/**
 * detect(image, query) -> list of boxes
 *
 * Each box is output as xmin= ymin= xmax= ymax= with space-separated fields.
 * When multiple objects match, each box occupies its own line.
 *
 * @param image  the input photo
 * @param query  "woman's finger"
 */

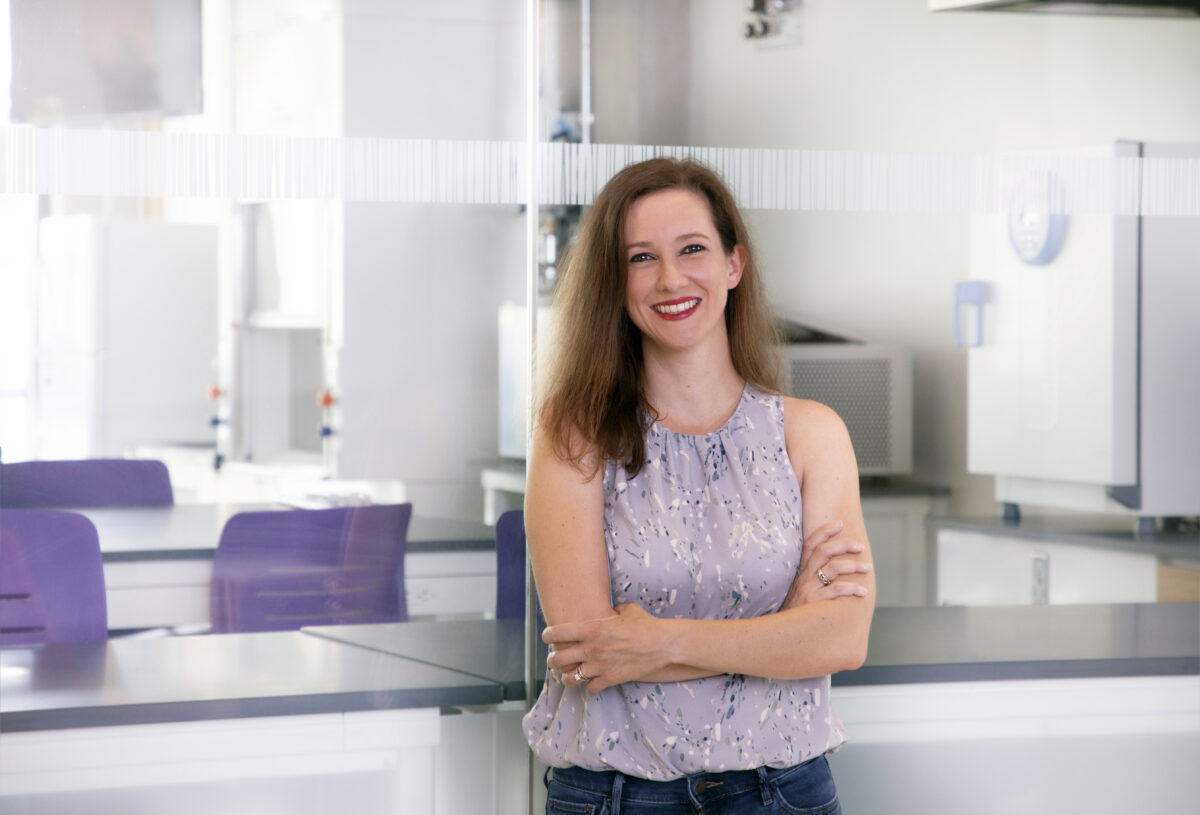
xmin=547 ymin=644 xmax=587 ymax=671
xmin=801 ymin=520 xmax=844 ymax=556
xmin=546 ymin=652 xmax=589 ymax=685
xmin=815 ymin=581 xmax=870 ymax=600
xmin=820 ymin=554 xmax=874 ymax=578
xmin=541 ymin=614 xmax=618 ymax=645
xmin=809 ymin=537 xmax=865 ymax=561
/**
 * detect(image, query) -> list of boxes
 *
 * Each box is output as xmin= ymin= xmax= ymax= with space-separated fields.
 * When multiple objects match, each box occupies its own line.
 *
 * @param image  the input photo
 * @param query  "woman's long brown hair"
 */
xmin=537 ymin=157 xmax=780 ymax=478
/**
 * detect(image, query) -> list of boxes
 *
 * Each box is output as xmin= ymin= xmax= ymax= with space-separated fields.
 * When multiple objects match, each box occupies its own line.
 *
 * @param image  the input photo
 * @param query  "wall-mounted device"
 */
xmin=743 ymin=0 xmax=804 ymax=48
xmin=929 ymin=0 xmax=1200 ymax=18
xmin=780 ymin=343 xmax=914 ymax=476
xmin=958 ymin=140 xmax=1200 ymax=522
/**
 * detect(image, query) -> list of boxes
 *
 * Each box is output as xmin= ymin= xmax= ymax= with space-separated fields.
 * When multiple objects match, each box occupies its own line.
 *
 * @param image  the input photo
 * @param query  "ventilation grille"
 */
xmin=787 ymin=358 xmax=892 ymax=470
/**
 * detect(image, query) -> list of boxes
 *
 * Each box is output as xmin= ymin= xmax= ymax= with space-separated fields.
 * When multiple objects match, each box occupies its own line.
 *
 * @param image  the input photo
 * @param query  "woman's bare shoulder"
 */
xmin=781 ymin=396 xmax=855 ymax=486
xmin=528 ymin=419 xmax=604 ymax=489
xmin=782 ymin=395 xmax=847 ymax=437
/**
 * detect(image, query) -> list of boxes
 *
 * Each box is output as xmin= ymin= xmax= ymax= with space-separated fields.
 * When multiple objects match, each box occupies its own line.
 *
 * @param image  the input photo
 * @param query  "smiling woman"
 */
xmin=523 ymin=157 xmax=875 ymax=814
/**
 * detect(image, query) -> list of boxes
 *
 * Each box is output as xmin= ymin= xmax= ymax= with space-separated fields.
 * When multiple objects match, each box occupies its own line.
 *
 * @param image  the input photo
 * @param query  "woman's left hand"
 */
xmin=543 ymin=603 xmax=668 ymax=693
xmin=783 ymin=519 xmax=872 ymax=608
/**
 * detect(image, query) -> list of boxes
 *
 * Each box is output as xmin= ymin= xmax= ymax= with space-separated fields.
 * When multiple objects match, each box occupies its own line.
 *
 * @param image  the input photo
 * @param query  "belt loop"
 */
xmin=543 ymin=766 xmax=553 ymax=789
xmin=610 ymin=771 xmax=625 ymax=815
xmin=755 ymin=766 xmax=773 ymax=806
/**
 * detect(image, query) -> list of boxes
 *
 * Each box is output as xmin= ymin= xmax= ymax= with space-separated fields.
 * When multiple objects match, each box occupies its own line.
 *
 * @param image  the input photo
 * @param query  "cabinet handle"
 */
xmin=1031 ymin=551 xmax=1050 ymax=605
xmin=953 ymin=280 xmax=989 ymax=348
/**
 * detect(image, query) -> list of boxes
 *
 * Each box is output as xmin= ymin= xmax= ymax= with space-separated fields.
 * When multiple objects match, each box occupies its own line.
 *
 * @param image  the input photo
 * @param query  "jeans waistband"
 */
xmin=548 ymin=758 xmax=822 ymax=811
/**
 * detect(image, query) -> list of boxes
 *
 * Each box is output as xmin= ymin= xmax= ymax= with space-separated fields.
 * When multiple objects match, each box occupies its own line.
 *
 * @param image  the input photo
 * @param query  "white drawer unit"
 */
xmin=937 ymin=529 xmax=1158 ymax=606
xmin=405 ymin=550 xmax=498 ymax=619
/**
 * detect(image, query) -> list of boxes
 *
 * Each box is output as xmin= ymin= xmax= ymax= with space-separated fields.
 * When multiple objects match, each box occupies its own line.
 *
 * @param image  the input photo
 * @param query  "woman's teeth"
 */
xmin=653 ymin=299 xmax=699 ymax=314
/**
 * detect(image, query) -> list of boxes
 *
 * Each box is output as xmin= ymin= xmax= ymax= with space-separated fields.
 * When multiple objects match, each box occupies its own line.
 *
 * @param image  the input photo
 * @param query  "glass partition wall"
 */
xmin=3 ymin=2 xmax=531 ymax=520
xmin=1 ymin=1 xmax=535 ymax=812
xmin=2 ymin=0 xmax=1198 ymax=812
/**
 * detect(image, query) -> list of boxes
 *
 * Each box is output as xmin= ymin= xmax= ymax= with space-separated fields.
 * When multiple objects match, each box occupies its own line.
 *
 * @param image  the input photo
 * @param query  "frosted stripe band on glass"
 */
xmin=2 ymin=127 xmax=1197 ymax=217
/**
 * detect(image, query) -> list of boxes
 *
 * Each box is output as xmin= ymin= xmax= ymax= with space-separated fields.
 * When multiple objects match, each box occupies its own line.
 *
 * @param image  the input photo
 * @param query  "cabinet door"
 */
xmin=862 ymin=495 xmax=940 ymax=607
xmin=937 ymin=530 xmax=1157 ymax=606
xmin=405 ymin=551 xmax=497 ymax=618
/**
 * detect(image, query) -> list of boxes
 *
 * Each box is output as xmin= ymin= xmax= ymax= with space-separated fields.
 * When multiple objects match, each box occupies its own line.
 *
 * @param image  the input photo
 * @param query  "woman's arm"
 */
xmin=543 ymin=398 xmax=875 ymax=692
xmin=524 ymin=424 xmax=616 ymax=629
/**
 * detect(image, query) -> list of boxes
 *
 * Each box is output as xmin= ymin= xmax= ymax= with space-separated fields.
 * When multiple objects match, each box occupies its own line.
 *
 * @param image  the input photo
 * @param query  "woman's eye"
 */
xmin=629 ymin=252 xmax=653 ymax=264
xmin=681 ymin=244 xmax=706 ymax=255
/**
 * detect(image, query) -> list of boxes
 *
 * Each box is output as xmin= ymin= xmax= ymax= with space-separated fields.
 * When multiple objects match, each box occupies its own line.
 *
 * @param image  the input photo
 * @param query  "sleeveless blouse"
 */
xmin=523 ymin=385 xmax=847 ymax=780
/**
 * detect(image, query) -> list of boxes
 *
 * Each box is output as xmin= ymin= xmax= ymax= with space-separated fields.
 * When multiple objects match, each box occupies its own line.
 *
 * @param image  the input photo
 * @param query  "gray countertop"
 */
xmin=75 ymin=504 xmax=495 ymax=562
xmin=836 ymin=602 xmax=1199 ymax=685
xmin=5 ymin=603 xmax=1195 ymax=733
xmin=929 ymin=515 xmax=1200 ymax=564
xmin=0 ymin=629 xmax=501 ymax=733
xmin=305 ymin=618 xmax=535 ymax=701
xmin=306 ymin=602 xmax=1200 ymax=696
xmin=404 ymin=516 xmax=496 ymax=553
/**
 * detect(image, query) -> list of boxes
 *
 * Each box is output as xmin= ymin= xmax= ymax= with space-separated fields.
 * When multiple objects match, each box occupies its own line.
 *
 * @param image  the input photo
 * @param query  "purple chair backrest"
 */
xmin=495 ymin=510 xmax=543 ymax=626
xmin=495 ymin=510 xmax=526 ymax=620
xmin=0 ymin=459 xmax=174 ymax=508
xmin=210 ymin=504 xmax=412 ymax=634
xmin=0 ymin=510 xmax=108 ymax=645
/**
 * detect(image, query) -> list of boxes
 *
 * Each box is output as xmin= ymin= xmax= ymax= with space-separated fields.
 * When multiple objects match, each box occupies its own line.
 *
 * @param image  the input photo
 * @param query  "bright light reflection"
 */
xmin=0 ymin=664 xmax=32 ymax=681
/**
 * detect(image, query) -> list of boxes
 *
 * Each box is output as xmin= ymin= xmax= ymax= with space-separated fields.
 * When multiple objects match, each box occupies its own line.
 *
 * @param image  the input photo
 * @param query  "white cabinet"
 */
xmin=937 ymin=529 xmax=1158 ymax=606
xmin=405 ymin=551 xmax=498 ymax=619
xmin=863 ymin=494 xmax=947 ymax=607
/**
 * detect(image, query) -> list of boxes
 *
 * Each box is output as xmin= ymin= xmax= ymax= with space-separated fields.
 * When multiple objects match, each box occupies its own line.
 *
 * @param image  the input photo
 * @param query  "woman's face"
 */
xmin=622 ymin=187 xmax=744 ymax=358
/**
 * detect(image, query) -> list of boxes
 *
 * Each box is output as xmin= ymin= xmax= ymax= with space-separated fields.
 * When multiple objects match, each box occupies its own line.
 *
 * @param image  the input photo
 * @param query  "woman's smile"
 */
xmin=651 ymin=297 xmax=701 ymax=319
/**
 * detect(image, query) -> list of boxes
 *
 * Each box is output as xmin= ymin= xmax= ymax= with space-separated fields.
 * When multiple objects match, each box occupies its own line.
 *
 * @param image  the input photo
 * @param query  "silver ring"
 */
xmin=573 ymin=666 xmax=589 ymax=683
xmin=817 ymin=569 xmax=832 ymax=586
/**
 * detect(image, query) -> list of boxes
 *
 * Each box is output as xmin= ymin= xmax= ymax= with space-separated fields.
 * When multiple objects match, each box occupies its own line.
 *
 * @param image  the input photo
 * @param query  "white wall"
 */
xmin=337 ymin=0 xmax=526 ymax=521
xmin=591 ymin=0 xmax=692 ymax=147
xmin=668 ymin=0 xmax=1200 ymax=515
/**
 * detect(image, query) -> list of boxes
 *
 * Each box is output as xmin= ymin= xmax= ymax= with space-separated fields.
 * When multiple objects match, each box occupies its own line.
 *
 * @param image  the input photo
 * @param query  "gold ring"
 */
xmin=573 ymin=666 xmax=589 ymax=683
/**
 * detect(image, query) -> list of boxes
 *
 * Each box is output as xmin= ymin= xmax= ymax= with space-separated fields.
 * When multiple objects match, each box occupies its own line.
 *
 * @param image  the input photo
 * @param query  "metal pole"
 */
xmin=581 ymin=0 xmax=592 ymax=145
xmin=524 ymin=0 xmax=541 ymax=812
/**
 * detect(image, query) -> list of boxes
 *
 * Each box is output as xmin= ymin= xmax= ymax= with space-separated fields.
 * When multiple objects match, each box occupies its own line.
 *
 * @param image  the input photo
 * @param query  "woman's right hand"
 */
xmin=783 ymin=520 xmax=872 ymax=608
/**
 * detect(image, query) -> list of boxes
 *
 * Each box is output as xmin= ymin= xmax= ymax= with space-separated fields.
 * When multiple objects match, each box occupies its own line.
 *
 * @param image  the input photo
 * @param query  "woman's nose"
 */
xmin=656 ymin=258 xmax=686 ymax=290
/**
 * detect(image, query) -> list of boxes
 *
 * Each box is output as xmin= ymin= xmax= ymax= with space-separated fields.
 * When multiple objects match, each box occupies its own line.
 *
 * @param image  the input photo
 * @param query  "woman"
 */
xmin=523 ymin=157 xmax=875 ymax=814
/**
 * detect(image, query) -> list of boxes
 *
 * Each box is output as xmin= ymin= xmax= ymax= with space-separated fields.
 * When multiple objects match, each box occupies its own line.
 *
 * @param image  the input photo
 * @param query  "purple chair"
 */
xmin=0 ymin=459 xmax=174 ymax=508
xmin=210 ymin=504 xmax=412 ymax=634
xmin=495 ymin=510 xmax=527 ymax=620
xmin=0 ymin=510 xmax=108 ymax=645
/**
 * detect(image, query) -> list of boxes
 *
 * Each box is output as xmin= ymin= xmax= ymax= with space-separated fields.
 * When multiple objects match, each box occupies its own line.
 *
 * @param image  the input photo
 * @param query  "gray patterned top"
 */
xmin=523 ymin=385 xmax=847 ymax=780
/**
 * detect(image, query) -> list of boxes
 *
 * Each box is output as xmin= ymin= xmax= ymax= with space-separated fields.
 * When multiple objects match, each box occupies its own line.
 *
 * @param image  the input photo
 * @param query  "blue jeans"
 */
xmin=545 ymin=756 xmax=841 ymax=815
